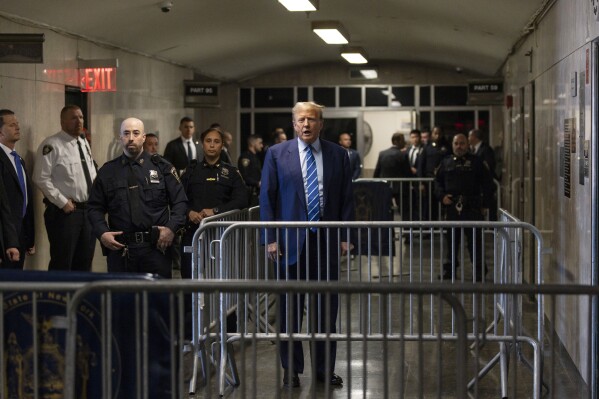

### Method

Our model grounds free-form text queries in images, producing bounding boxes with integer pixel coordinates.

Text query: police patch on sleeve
[171,166,181,183]
[42,145,53,155]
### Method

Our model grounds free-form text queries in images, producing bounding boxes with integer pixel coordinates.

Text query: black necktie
[127,161,144,227]
[187,141,193,160]
[76,138,93,197]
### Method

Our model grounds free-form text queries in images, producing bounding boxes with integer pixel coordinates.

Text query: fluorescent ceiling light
[341,47,368,64]
[278,0,318,11]
[311,21,349,44]
[360,69,378,79]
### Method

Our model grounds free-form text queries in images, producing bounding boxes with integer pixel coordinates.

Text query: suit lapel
[0,149,19,185]
[321,141,332,213]
[286,140,307,210]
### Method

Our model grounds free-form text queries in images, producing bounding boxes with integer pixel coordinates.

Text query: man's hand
[6,248,19,262]
[188,210,203,224]
[341,242,354,256]
[100,231,125,251]
[267,242,281,262]
[26,246,35,255]
[157,226,174,252]
[62,199,75,214]
[442,194,453,205]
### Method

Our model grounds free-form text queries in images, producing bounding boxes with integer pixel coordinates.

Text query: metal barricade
[61,279,471,399]
[57,280,599,399]
[356,177,502,223]
[183,208,250,395]
[205,219,545,397]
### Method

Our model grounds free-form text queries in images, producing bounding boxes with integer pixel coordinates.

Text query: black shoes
[283,369,300,388]
[316,372,343,386]
[283,370,343,388]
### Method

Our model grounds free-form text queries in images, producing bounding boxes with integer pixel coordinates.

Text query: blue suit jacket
[260,138,354,266]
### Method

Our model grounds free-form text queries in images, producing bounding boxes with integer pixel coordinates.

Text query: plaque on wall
[467,81,503,105]
[0,34,44,63]
[184,81,220,107]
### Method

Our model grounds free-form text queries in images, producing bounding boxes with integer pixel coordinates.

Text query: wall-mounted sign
[184,81,220,107]
[77,58,118,93]
[467,81,503,105]
[0,34,44,63]
[79,68,117,92]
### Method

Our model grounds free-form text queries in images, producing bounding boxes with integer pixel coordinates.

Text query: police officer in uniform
[33,105,97,272]
[434,133,494,281]
[87,117,187,278]
[181,127,248,280]
[238,134,263,206]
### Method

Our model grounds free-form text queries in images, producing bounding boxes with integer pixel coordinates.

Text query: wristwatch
[212,207,219,215]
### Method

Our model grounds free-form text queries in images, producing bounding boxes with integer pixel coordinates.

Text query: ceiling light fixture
[311,21,349,44]
[341,47,368,64]
[278,0,318,12]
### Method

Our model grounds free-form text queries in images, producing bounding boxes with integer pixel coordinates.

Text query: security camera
[160,1,173,12]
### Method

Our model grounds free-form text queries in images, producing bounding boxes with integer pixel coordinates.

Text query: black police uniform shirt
[87,152,188,238]
[433,153,494,209]
[182,160,248,220]
[237,151,261,189]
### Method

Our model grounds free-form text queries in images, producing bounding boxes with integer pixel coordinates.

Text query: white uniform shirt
[33,131,97,208]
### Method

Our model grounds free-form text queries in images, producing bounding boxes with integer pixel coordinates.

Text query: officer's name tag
[149,170,160,184]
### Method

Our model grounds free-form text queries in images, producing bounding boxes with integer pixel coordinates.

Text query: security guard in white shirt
[33,105,97,272]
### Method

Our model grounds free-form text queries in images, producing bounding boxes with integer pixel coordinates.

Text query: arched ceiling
[0,0,547,81]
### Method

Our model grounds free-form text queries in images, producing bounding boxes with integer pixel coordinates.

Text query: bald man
[88,117,187,278]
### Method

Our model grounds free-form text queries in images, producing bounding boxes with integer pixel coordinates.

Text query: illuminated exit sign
[79,67,116,92]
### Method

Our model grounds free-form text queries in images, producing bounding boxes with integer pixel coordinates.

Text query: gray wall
[503,0,598,378]
[0,18,194,272]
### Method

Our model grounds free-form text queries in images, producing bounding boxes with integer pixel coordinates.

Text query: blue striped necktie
[305,145,320,226]
[10,151,26,217]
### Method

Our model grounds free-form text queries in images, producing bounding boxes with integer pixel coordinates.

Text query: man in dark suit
[338,132,362,180]
[163,117,203,175]
[468,128,498,220]
[373,132,412,219]
[260,102,354,388]
[0,110,28,268]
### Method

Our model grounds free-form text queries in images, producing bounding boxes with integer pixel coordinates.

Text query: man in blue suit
[260,102,354,388]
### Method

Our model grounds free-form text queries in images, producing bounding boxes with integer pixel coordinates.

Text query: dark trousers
[44,205,94,272]
[443,207,485,274]
[107,244,172,278]
[279,231,339,375]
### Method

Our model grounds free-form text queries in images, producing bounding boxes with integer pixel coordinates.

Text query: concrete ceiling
[0,0,546,82]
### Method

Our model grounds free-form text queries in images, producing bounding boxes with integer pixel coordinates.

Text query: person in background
[260,101,354,388]
[274,130,288,144]
[33,105,96,272]
[418,125,449,222]
[0,109,34,268]
[220,130,234,165]
[420,129,430,146]
[338,132,362,180]
[434,133,494,281]
[238,134,263,206]
[468,128,498,220]
[373,132,412,220]
[88,117,187,278]
[143,133,159,155]
[163,117,203,175]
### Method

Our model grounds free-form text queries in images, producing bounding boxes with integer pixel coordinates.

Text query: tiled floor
[184,234,590,398]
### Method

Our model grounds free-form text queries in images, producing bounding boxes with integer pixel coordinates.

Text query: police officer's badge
[149,170,160,183]
[221,167,229,176]
[241,158,250,168]
[42,145,53,155]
